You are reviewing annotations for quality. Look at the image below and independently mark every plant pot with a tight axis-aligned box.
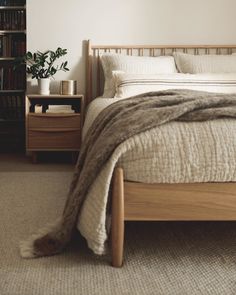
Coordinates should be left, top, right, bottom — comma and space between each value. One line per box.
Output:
38, 78, 50, 95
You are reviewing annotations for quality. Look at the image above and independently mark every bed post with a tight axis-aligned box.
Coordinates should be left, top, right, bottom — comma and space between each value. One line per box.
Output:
111, 167, 125, 267
86, 39, 92, 107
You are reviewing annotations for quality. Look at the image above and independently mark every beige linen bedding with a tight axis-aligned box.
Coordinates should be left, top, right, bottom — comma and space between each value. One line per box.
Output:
78, 96, 236, 255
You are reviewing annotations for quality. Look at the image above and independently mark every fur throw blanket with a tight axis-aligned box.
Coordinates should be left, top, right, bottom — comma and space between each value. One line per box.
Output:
20, 89, 236, 258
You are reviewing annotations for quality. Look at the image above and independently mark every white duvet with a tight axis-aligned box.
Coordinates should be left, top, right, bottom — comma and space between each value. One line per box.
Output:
77, 97, 236, 255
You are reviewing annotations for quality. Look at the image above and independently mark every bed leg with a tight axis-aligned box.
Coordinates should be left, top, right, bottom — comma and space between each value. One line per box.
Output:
111, 167, 124, 267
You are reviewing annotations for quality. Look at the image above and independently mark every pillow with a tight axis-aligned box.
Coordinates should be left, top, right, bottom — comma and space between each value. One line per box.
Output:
113, 72, 236, 98
100, 53, 177, 97
174, 52, 236, 74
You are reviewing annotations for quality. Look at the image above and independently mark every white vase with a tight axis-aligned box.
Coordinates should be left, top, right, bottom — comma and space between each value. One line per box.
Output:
38, 78, 50, 95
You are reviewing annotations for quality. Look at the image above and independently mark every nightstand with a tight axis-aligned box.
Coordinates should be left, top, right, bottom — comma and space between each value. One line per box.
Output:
26, 94, 84, 163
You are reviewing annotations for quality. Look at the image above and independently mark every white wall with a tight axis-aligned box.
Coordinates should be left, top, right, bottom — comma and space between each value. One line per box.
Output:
27, 0, 236, 94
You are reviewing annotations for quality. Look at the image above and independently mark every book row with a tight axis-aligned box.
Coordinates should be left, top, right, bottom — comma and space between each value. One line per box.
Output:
0, 34, 25, 56
0, 10, 25, 30
34, 105, 76, 114
0, 0, 25, 6
0, 65, 26, 90
0, 94, 24, 121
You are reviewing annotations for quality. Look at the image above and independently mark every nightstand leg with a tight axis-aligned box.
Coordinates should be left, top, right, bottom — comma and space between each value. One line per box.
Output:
32, 152, 38, 164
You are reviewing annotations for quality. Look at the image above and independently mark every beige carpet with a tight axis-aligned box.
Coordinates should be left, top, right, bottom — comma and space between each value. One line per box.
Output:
0, 155, 236, 295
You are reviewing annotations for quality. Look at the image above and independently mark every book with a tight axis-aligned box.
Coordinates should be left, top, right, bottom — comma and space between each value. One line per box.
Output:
46, 105, 75, 114
35, 105, 43, 113
0, 9, 25, 30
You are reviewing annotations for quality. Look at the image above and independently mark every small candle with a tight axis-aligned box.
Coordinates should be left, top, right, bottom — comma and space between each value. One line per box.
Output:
60, 80, 77, 95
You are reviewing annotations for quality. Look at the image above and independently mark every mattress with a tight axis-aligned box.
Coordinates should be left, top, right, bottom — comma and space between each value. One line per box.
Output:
82, 97, 121, 138
78, 96, 236, 254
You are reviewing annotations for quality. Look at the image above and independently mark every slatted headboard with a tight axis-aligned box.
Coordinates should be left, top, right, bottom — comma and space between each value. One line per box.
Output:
86, 40, 236, 106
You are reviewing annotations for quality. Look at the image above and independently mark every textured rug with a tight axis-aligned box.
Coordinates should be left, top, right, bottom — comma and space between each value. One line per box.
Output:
0, 160, 236, 294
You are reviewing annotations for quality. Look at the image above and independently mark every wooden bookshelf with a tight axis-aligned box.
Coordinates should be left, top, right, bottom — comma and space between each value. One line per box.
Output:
0, 0, 26, 152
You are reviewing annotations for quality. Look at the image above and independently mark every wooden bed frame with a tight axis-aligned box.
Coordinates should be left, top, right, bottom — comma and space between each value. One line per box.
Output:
86, 40, 236, 267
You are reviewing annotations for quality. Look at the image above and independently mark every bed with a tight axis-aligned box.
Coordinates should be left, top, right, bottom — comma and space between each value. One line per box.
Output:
21, 41, 236, 267
84, 40, 236, 267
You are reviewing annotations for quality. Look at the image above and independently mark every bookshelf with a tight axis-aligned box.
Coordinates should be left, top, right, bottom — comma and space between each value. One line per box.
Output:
0, 0, 26, 152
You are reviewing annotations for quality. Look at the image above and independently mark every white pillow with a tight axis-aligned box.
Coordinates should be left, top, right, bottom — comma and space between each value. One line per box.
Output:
113, 72, 236, 98
100, 53, 177, 98
174, 52, 236, 74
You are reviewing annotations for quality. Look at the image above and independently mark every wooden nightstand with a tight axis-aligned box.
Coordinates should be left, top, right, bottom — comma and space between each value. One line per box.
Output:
26, 94, 84, 163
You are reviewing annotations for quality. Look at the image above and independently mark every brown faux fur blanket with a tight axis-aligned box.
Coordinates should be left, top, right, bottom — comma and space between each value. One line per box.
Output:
20, 89, 236, 258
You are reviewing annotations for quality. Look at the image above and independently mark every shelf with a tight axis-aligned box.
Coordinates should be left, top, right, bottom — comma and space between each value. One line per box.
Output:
0, 6, 25, 9
0, 57, 15, 60
0, 30, 26, 34
0, 119, 24, 122
0, 90, 25, 93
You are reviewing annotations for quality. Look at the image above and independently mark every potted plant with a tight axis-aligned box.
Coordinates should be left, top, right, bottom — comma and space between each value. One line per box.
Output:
16, 47, 69, 95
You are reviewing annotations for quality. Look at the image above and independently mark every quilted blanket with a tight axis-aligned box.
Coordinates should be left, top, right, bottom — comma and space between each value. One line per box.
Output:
20, 89, 236, 258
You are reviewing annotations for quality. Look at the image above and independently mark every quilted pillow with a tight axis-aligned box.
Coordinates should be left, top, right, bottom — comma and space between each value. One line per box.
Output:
174, 52, 236, 74
113, 72, 236, 98
100, 53, 177, 97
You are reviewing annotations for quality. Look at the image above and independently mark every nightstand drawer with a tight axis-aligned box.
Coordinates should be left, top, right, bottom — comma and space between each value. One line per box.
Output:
28, 129, 80, 150
28, 113, 81, 129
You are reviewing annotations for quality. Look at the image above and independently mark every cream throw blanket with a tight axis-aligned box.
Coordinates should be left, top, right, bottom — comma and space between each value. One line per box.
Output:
20, 89, 236, 258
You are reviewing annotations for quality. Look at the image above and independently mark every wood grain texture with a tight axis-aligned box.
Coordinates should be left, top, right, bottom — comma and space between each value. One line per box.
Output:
28, 113, 80, 129
28, 129, 80, 150
124, 180, 236, 221
111, 167, 125, 267
111, 167, 236, 266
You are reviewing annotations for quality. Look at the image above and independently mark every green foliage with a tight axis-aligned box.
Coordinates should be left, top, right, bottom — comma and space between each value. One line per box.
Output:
15, 47, 69, 79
